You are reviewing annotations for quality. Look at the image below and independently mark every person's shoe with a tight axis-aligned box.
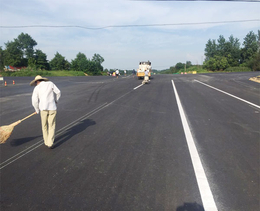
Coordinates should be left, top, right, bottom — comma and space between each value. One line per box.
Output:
48, 145, 54, 149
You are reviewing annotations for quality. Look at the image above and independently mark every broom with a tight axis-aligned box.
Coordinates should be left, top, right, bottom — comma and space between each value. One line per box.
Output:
0, 112, 37, 144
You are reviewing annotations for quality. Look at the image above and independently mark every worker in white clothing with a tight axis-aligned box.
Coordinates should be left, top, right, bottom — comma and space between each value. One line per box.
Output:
116, 69, 119, 78
30, 75, 61, 149
143, 69, 149, 84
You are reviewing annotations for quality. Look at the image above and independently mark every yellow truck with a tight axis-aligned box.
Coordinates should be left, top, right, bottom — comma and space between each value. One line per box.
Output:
137, 61, 152, 79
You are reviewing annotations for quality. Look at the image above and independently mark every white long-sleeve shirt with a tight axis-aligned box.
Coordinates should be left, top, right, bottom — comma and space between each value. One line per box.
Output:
32, 81, 61, 114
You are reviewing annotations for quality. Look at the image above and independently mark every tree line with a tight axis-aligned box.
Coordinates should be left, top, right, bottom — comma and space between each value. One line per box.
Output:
161, 30, 259, 74
203, 30, 259, 71
0, 33, 105, 75
1, 30, 259, 75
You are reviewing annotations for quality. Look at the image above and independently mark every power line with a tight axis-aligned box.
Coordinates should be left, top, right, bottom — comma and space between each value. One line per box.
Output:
0, 19, 259, 30
147, 0, 260, 2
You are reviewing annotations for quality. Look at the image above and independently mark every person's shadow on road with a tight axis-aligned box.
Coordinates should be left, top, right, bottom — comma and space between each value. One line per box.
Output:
53, 119, 96, 148
176, 202, 204, 211
11, 135, 42, 146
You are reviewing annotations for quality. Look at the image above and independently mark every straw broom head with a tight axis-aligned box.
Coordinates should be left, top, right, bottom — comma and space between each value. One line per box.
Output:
0, 112, 36, 144
0, 121, 21, 144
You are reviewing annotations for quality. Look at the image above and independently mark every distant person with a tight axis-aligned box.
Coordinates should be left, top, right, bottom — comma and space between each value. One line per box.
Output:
124, 70, 126, 76
116, 69, 119, 78
30, 75, 61, 149
143, 69, 149, 84
132, 69, 136, 77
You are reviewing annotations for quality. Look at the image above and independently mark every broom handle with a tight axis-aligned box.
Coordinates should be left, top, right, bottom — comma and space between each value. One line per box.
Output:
20, 112, 37, 122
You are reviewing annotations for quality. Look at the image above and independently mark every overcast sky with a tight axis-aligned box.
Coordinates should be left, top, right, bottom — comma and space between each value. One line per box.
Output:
0, 0, 259, 70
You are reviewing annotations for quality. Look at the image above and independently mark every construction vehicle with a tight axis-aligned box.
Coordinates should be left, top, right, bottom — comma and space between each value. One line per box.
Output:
136, 61, 152, 79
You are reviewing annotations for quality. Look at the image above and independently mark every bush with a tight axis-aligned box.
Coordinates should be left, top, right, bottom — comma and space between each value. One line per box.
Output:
225, 67, 252, 72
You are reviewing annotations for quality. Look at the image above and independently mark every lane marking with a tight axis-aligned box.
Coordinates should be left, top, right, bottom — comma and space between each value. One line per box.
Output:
0, 93, 31, 103
1, 83, 146, 169
195, 80, 260, 109
171, 80, 218, 211
0, 103, 108, 170
133, 84, 143, 90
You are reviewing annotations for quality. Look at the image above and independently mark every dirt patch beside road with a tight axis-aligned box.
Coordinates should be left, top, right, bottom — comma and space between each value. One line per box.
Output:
249, 75, 260, 83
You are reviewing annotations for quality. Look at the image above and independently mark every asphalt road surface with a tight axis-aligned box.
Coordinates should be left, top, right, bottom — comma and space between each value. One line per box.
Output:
0, 72, 259, 211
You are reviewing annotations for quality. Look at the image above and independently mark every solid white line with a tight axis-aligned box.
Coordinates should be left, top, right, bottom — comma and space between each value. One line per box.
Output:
194, 80, 260, 109
0, 140, 43, 166
171, 80, 218, 211
133, 84, 143, 90
0, 142, 44, 170
0, 103, 108, 170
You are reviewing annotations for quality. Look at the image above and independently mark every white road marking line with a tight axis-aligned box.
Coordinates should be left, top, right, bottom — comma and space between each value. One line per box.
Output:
133, 84, 143, 90
195, 80, 260, 109
1, 82, 141, 169
0, 103, 108, 170
0, 142, 44, 170
171, 80, 218, 211
0, 93, 31, 103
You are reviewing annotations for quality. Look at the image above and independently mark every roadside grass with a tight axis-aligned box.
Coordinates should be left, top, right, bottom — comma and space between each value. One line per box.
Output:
175, 66, 254, 74
225, 67, 252, 72
0, 70, 86, 77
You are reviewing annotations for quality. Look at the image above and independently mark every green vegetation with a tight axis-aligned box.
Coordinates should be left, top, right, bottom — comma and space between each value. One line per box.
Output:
203, 30, 259, 72
160, 65, 209, 75
160, 30, 259, 74
0, 33, 105, 76
0, 70, 86, 77
1, 30, 259, 77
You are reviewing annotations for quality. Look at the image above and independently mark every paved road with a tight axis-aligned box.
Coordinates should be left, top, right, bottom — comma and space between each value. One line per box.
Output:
0, 72, 259, 211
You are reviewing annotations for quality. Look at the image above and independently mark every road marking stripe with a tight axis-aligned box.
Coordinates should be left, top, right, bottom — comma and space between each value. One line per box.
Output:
0, 103, 108, 170
0, 142, 44, 170
171, 80, 218, 211
195, 80, 260, 109
1, 82, 141, 170
133, 84, 143, 90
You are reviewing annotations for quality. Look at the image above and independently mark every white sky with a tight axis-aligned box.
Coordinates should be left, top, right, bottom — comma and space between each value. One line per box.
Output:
0, 0, 259, 70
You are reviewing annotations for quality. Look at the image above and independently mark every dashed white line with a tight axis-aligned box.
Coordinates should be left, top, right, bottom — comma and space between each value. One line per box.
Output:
195, 80, 260, 109
133, 84, 143, 90
171, 80, 218, 211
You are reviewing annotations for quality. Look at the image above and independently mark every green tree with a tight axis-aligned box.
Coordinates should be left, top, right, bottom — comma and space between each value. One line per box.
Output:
28, 57, 37, 70
258, 30, 260, 52
92, 53, 104, 73
87, 60, 100, 75
186, 61, 192, 68
3, 41, 24, 66
217, 35, 226, 56
64, 60, 71, 70
0, 47, 4, 71
241, 31, 258, 64
71, 52, 88, 72
170, 66, 177, 73
50, 52, 69, 70
71, 52, 103, 75
175, 62, 185, 70
16, 33, 37, 59
34, 49, 49, 70
252, 51, 260, 71
204, 39, 217, 60
246, 30, 260, 71
203, 55, 229, 71
3, 33, 37, 67
92, 53, 104, 65
225, 35, 241, 67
